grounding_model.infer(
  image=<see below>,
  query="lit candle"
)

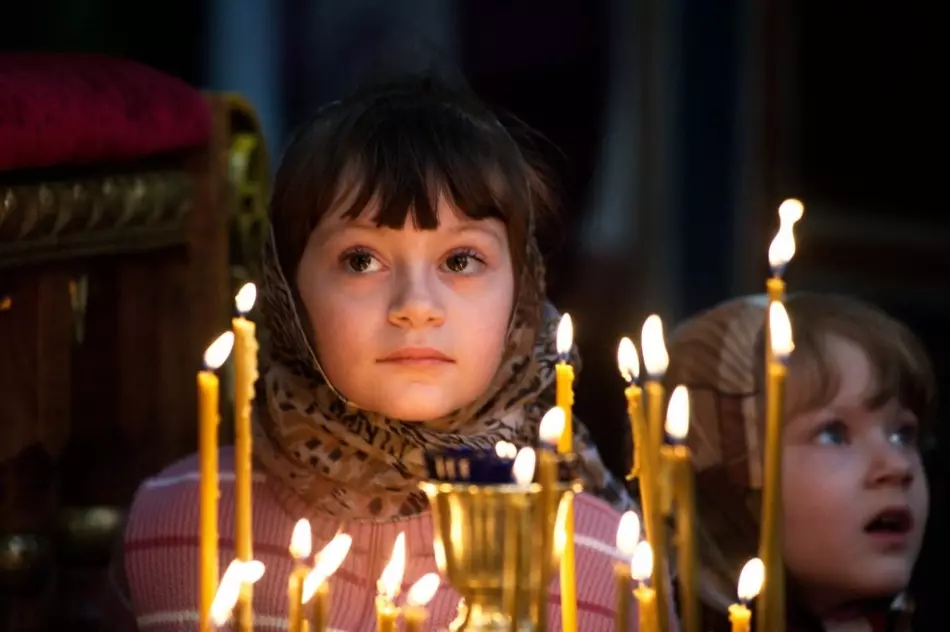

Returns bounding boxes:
[209,559,266,629]
[554,313,578,632]
[631,541,658,632]
[404,573,441,632]
[287,519,313,632]
[617,338,644,481]
[765,199,802,359]
[376,532,406,632]
[232,282,259,632]
[730,558,764,632]
[614,511,641,632]
[198,332,234,632]
[507,447,536,624]
[639,315,672,632]
[662,386,699,632]
[303,533,353,632]
[757,304,794,632]
[537,408,565,632]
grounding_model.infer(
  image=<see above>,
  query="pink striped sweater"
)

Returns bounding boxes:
[113,448,646,631]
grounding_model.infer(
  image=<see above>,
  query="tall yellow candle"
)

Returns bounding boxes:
[404,573,440,632]
[730,559,764,632]
[765,199,803,362]
[538,408,565,632]
[376,533,406,632]
[614,511,641,632]
[639,315,671,632]
[232,282,259,632]
[617,338,644,481]
[287,519,313,632]
[303,532,353,632]
[757,303,794,632]
[662,386,699,632]
[631,541,658,632]
[198,332,234,632]
[553,313,578,632]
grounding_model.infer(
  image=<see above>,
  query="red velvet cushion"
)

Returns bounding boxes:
[0,53,212,172]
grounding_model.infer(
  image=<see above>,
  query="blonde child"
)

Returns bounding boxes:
[109,75,638,631]
[664,293,933,632]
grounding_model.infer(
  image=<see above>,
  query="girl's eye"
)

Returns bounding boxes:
[441,249,486,275]
[889,420,919,448]
[341,249,383,273]
[814,419,849,446]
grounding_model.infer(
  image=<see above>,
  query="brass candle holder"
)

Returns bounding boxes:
[419,479,580,632]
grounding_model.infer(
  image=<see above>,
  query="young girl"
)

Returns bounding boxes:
[109,75,637,630]
[663,293,934,632]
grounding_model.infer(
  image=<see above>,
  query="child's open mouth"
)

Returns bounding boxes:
[863,507,913,547]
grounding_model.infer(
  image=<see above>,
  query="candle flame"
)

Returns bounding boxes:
[768,302,795,361]
[768,226,796,271]
[640,315,669,378]
[664,385,690,440]
[289,518,312,560]
[554,495,570,556]
[778,198,805,225]
[406,572,441,607]
[737,558,765,602]
[209,559,266,625]
[617,337,640,383]
[615,511,641,557]
[494,440,517,460]
[556,313,574,356]
[512,447,536,486]
[302,533,353,602]
[539,407,566,446]
[630,541,654,582]
[235,282,257,315]
[203,331,235,370]
[377,532,406,599]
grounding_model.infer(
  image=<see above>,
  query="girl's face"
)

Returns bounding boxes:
[782,334,929,614]
[296,196,515,421]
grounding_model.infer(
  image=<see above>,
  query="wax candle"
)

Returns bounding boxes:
[554,313,578,632]
[376,533,406,632]
[631,541,658,632]
[617,337,644,481]
[506,448,535,623]
[404,573,440,632]
[639,315,671,632]
[765,199,802,360]
[614,511,641,632]
[757,304,793,632]
[198,332,234,632]
[730,558,764,632]
[232,282,259,632]
[537,408,565,632]
[662,386,699,632]
[303,533,353,632]
[287,519,313,632]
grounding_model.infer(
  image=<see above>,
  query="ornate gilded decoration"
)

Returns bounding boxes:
[0,171,194,269]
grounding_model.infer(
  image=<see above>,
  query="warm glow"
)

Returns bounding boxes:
[377,532,406,599]
[737,558,765,602]
[303,533,353,602]
[494,441,517,460]
[630,541,654,582]
[615,511,641,558]
[235,282,257,315]
[209,560,265,625]
[640,315,669,378]
[556,313,574,356]
[664,385,690,441]
[539,407,566,446]
[554,495,570,556]
[617,337,640,383]
[767,225,796,271]
[406,572,441,607]
[512,447,536,486]
[203,331,235,370]
[778,198,804,226]
[768,302,795,361]
[289,518,312,560]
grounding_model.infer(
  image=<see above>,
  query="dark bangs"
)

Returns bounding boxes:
[777,293,937,427]
[270,75,552,281]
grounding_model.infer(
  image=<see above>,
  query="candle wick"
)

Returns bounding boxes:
[770,264,787,279]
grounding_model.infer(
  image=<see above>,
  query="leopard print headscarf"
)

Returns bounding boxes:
[251,222,632,522]
[666,295,915,632]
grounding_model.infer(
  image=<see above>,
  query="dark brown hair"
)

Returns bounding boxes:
[268,74,555,285]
